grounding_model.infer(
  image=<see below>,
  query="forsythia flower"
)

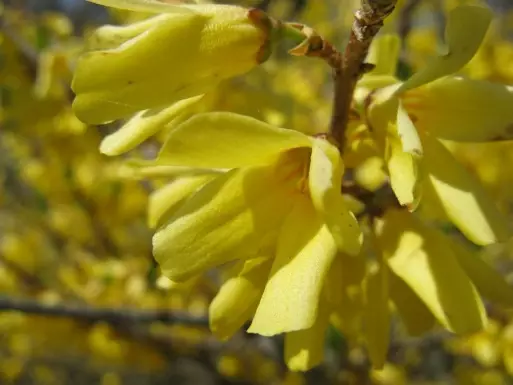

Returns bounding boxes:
[71,0,276,125]
[366,207,513,367]
[363,5,513,245]
[151,112,362,370]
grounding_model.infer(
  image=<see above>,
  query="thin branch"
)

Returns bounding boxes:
[0,296,209,326]
[330,0,398,148]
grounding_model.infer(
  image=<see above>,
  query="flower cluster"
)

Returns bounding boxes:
[72,0,513,372]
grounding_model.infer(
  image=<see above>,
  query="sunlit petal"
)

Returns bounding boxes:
[249,195,337,335]
[209,257,272,340]
[154,163,298,281]
[158,112,311,168]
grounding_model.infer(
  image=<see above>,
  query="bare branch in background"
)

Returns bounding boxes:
[0,296,209,326]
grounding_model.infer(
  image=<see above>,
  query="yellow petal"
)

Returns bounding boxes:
[153,163,298,281]
[367,34,401,77]
[377,209,487,334]
[284,297,330,372]
[209,257,272,340]
[386,101,423,210]
[158,112,311,167]
[407,77,513,142]
[87,17,161,51]
[386,134,422,211]
[73,5,265,124]
[422,133,510,245]
[389,270,435,336]
[451,240,513,307]
[87,0,193,13]
[364,255,390,369]
[397,5,492,94]
[328,252,366,342]
[100,95,203,156]
[308,138,362,255]
[396,100,423,155]
[148,175,213,229]
[126,160,226,179]
[248,195,338,335]
[72,13,211,124]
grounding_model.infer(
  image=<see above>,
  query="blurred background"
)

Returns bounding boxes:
[2,0,513,384]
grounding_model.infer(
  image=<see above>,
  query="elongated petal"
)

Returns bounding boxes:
[158,112,311,168]
[126,160,226,179]
[407,77,513,142]
[423,134,510,245]
[309,138,362,255]
[285,297,330,371]
[209,257,272,340]
[397,5,492,94]
[153,163,298,281]
[451,240,513,307]
[364,257,390,369]
[87,17,161,51]
[396,100,423,155]
[248,195,338,335]
[377,209,487,333]
[387,134,422,211]
[100,95,203,156]
[367,34,401,77]
[88,0,194,13]
[389,270,435,336]
[329,252,366,341]
[72,13,211,124]
[148,175,213,228]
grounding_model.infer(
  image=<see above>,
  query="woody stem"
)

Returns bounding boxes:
[330,0,398,150]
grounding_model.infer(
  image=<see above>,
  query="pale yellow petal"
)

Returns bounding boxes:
[408,77,513,142]
[367,34,401,77]
[209,257,272,340]
[153,163,298,281]
[386,133,422,211]
[396,100,423,155]
[158,112,311,168]
[285,297,330,371]
[72,13,211,124]
[423,133,510,245]
[377,209,487,333]
[126,160,226,179]
[308,138,362,255]
[451,240,513,307]
[87,17,160,51]
[364,256,390,369]
[100,95,203,156]
[329,252,366,342]
[249,195,338,335]
[148,175,213,229]
[389,270,435,336]
[397,5,492,93]
[87,0,193,13]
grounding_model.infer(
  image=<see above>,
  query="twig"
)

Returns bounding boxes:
[0,296,209,326]
[330,0,398,148]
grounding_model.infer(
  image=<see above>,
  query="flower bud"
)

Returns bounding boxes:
[72,4,275,124]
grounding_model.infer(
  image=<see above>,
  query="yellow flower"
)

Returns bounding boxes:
[363,5,512,245]
[150,112,362,370]
[367,207,513,367]
[72,0,276,124]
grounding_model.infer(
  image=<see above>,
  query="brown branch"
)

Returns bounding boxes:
[330,0,398,148]
[0,296,209,326]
